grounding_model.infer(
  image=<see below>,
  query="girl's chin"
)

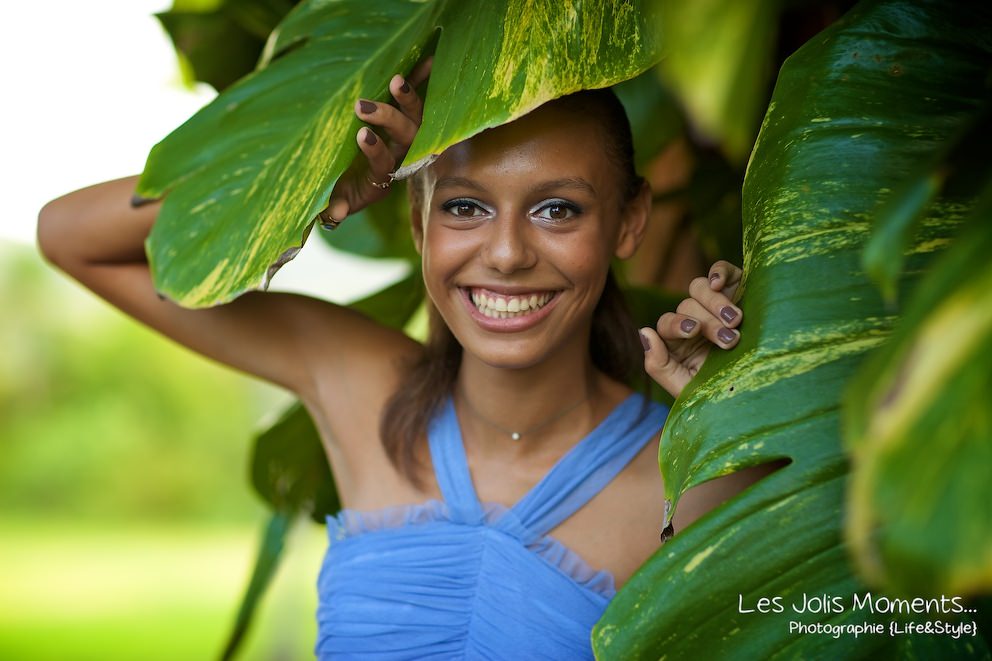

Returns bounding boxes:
[459,342,548,371]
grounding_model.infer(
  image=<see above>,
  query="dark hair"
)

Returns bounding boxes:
[381,87,647,490]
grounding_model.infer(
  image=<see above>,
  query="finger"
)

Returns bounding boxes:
[677,298,740,349]
[407,55,433,87]
[319,199,350,225]
[356,99,419,156]
[389,73,424,126]
[707,260,744,301]
[639,327,692,399]
[356,127,397,188]
[655,311,702,342]
[688,275,743,329]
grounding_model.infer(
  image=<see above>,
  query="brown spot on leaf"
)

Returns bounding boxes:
[889,64,903,76]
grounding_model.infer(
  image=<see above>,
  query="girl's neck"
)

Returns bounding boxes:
[454,348,624,461]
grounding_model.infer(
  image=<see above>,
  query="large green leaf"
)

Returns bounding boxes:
[137,0,664,307]
[844,180,992,598]
[593,1,991,657]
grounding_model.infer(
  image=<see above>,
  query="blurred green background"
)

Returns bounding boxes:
[0,239,329,660]
[0,2,408,657]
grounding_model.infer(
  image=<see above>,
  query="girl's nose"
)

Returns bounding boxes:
[479,215,538,274]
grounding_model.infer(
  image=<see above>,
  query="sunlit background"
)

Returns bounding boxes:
[0,2,407,658]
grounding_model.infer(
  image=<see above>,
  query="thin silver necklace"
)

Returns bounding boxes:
[457,385,590,441]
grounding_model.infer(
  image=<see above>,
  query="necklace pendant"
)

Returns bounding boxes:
[510,432,521,441]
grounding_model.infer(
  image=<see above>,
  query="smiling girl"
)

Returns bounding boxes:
[37,67,767,658]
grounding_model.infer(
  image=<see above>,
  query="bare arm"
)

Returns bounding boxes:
[35,174,412,404]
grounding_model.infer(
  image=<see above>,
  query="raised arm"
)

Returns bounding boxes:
[36,175,411,403]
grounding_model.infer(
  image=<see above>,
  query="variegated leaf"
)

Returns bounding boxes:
[137,0,663,307]
[593,1,991,657]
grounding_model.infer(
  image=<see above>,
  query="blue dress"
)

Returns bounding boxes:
[315,392,669,660]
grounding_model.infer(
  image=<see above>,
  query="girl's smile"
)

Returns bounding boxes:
[458,285,562,332]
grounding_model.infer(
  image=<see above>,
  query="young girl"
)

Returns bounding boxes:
[38,70,761,658]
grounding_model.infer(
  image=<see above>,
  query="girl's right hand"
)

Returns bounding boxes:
[318,57,432,228]
[641,260,744,400]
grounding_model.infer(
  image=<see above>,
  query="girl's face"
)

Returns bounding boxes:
[412,103,649,371]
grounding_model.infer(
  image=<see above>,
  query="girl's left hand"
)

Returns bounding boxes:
[640,260,744,399]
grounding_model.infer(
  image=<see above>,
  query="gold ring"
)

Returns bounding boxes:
[365,173,392,190]
[318,210,342,231]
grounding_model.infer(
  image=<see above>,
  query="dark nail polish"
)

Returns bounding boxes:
[130,193,156,208]
[363,129,377,146]
[720,306,738,322]
[718,327,737,344]
[680,319,697,334]
[359,99,376,114]
[399,80,411,94]
[639,331,650,352]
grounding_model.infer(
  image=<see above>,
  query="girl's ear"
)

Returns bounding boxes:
[614,179,651,259]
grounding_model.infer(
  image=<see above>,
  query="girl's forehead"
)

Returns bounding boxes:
[431,105,610,180]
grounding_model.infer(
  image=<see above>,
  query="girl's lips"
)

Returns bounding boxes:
[458,287,561,332]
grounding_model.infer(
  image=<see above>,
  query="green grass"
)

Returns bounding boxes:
[0,517,327,660]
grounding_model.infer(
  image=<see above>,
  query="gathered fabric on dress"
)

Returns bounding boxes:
[315,392,669,660]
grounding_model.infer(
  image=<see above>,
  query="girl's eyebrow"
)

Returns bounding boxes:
[433,176,597,196]
[531,177,597,196]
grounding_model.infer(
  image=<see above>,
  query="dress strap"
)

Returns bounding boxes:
[427,397,485,524]
[496,394,669,542]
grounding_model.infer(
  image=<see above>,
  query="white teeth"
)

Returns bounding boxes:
[469,289,555,318]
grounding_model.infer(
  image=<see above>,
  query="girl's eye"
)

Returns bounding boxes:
[441,199,489,218]
[533,200,580,223]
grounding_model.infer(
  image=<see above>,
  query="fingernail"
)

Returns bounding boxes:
[720,306,738,322]
[717,327,737,344]
[399,79,411,94]
[363,128,377,146]
[359,99,376,114]
[680,319,697,334]
[709,272,720,282]
[639,330,650,352]
[130,193,155,208]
